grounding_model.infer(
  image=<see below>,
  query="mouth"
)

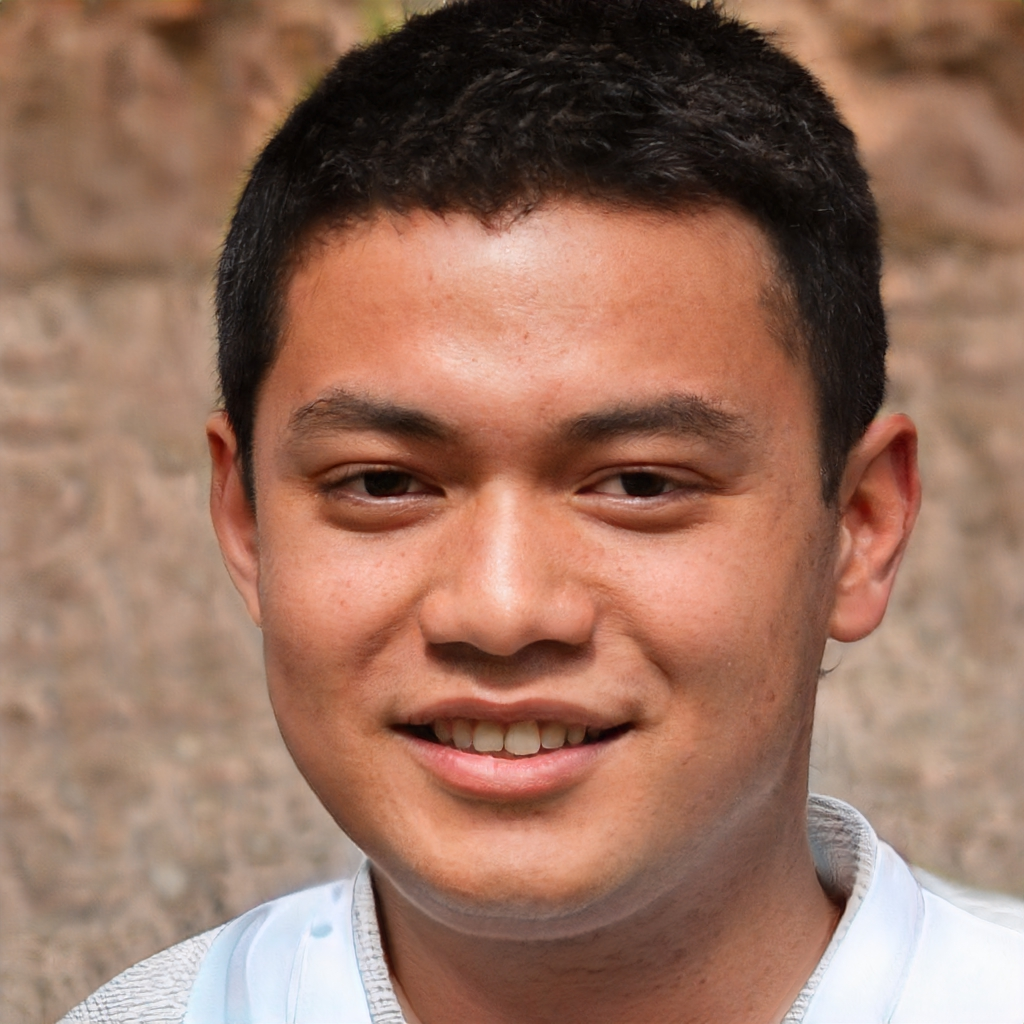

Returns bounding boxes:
[398,718,632,758]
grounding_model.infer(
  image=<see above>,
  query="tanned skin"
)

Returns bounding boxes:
[208,203,919,1024]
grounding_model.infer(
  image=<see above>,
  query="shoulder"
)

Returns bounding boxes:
[912,864,1024,934]
[55,926,225,1024]
[893,886,1024,1023]
[802,798,1024,1024]
[54,875,371,1024]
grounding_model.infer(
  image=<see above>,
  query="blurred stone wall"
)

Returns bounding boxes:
[0,0,1021,1021]
[735,0,1024,891]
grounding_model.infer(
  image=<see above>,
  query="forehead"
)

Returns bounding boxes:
[288,202,780,328]
[267,202,811,452]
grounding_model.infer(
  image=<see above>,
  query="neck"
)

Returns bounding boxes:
[373,808,841,1024]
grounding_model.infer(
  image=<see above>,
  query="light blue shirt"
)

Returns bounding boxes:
[61,796,1024,1024]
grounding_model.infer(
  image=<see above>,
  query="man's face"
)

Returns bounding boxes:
[237,203,840,935]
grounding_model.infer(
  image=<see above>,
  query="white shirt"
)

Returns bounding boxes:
[59,796,1024,1024]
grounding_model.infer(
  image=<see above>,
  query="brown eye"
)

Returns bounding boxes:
[361,470,418,497]
[590,471,680,497]
[322,465,435,502]
[618,472,671,497]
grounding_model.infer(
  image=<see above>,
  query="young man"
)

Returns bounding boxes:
[60,1,1023,1022]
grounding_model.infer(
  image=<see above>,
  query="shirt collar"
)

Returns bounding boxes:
[786,795,923,1024]
[351,796,918,1024]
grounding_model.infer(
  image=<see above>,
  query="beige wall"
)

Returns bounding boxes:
[733,0,1024,890]
[1,1,1021,1020]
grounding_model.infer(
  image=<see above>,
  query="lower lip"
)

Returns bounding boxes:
[400,733,620,801]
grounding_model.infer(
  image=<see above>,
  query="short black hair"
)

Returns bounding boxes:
[216,0,886,505]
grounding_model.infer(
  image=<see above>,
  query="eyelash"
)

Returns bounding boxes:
[322,466,433,499]
[587,469,695,498]
[321,466,700,501]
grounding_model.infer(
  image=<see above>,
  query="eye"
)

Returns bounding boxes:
[360,470,420,497]
[591,471,679,497]
[326,467,433,498]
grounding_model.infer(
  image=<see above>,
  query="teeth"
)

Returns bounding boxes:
[428,718,606,756]
[540,722,568,749]
[472,720,505,753]
[504,721,541,756]
[452,719,474,750]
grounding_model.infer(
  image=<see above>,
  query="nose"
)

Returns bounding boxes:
[417,485,596,657]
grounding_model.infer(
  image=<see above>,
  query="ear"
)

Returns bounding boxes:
[207,411,263,627]
[829,413,921,643]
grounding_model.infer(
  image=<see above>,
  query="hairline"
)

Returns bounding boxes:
[239,195,834,509]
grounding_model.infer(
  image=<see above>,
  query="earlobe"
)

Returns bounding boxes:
[207,411,263,627]
[829,413,921,643]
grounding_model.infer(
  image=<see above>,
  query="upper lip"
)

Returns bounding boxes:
[400,698,632,730]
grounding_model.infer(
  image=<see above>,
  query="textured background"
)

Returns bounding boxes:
[1,1,1022,1021]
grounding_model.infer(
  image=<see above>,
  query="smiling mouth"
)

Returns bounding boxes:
[400,719,632,758]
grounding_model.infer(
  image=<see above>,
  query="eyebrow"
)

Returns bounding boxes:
[561,395,753,446]
[286,388,750,449]
[287,389,454,443]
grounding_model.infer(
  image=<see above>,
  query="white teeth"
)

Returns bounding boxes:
[429,718,606,755]
[540,721,568,750]
[452,719,474,750]
[472,720,505,753]
[504,721,541,756]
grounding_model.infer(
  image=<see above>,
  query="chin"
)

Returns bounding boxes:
[372,839,666,941]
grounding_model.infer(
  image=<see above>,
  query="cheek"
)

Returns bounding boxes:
[256,518,428,718]
[612,511,832,711]
[611,535,829,831]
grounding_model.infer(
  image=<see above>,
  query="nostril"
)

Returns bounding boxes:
[417,579,596,656]
[426,638,593,679]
